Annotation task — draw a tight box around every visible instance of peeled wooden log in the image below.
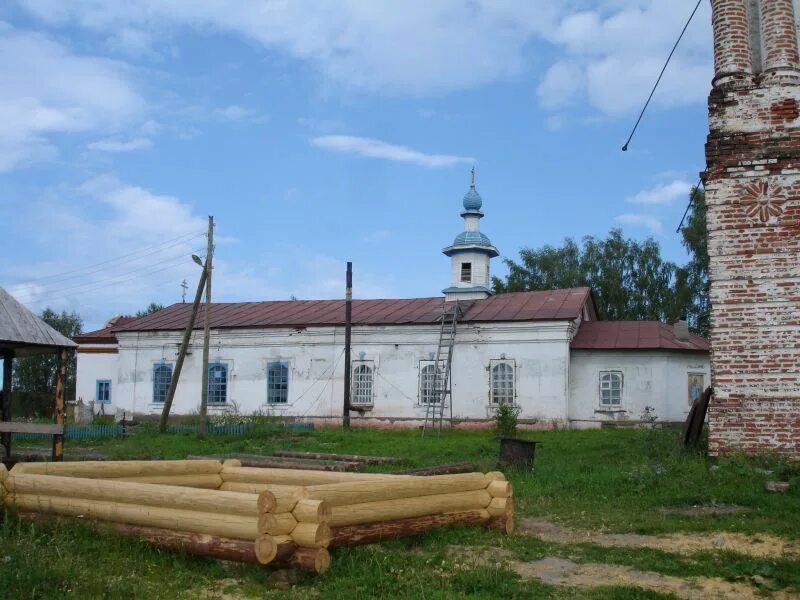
[330,489,492,527]
[397,462,476,476]
[18,513,265,564]
[6,473,265,517]
[112,474,223,489]
[11,494,260,540]
[221,466,400,486]
[486,513,514,534]
[254,534,278,564]
[0,464,8,484]
[222,459,242,468]
[11,460,222,479]
[486,480,513,498]
[258,512,298,535]
[304,473,492,507]
[485,471,507,482]
[221,482,304,512]
[330,509,490,548]
[293,499,331,523]
[272,451,403,465]
[290,522,331,548]
[487,497,514,518]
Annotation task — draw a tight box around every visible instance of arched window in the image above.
[351,363,374,406]
[207,363,228,404]
[599,371,623,406]
[267,362,289,404]
[419,363,441,405]
[152,362,173,404]
[490,361,515,405]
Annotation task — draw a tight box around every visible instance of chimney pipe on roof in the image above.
[673,318,690,342]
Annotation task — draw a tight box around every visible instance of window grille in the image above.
[490,361,515,405]
[267,362,289,404]
[419,362,440,404]
[207,363,228,404]
[152,363,172,404]
[351,362,374,406]
[599,371,623,406]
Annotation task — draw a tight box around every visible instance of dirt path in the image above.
[518,518,799,559]
[448,546,795,600]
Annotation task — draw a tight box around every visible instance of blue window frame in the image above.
[96,380,111,403]
[267,362,289,404]
[207,363,228,404]
[153,362,173,404]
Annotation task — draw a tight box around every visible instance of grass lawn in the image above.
[2,425,799,599]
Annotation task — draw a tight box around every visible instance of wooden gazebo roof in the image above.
[0,287,76,356]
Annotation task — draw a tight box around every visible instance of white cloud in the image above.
[88,137,153,152]
[15,0,563,96]
[212,104,267,123]
[0,27,145,172]
[538,0,713,116]
[311,135,473,168]
[626,179,693,205]
[364,229,391,243]
[615,213,663,234]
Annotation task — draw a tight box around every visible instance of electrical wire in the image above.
[676,179,704,232]
[622,0,703,151]
[10,231,205,286]
[13,251,203,301]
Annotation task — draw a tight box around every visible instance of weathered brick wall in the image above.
[705,0,800,456]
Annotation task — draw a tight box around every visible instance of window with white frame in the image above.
[490,360,515,405]
[152,362,172,404]
[207,363,228,404]
[96,380,111,403]
[419,361,441,404]
[599,371,623,407]
[351,362,374,406]
[267,362,289,404]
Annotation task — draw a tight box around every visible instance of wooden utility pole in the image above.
[52,348,67,461]
[1,350,13,456]
[342,262,352,429]
[158,267,207,432]
[199,216,214,438]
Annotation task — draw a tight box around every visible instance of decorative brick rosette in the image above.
[739,181,786,223]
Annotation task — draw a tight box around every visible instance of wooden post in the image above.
[342,261,352,429]
[1,350,12,457]
[52,349,67,461]
[159,267,208,433]
[199,215,214,439]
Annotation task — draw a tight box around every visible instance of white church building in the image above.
[75,178,710,428]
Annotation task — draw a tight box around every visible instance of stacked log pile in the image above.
[1,459,513,575]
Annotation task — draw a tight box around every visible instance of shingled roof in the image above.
[571,321,709,353]
[0,287,77,356]
[90,288,594,334]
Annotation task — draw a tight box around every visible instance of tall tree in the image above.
[136,302,165,317]
[493,229,688,323]
[12,308,82,418]
[679,187,710,336]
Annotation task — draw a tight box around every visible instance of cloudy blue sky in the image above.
[0,1,713,330]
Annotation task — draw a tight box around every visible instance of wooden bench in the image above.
[0,422,65,462]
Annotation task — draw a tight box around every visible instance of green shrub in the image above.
[493,403,521,438]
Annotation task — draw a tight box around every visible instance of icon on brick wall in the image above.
[740,181,785,223]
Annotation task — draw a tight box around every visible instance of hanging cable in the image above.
[622,0,703,151]
[676,178,704,233]
[9,231,205,286]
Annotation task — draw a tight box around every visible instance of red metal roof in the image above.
[111,288,593,333]
[75,316,138,343]
[571,321,709,352]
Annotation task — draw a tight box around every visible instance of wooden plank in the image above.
[0,423,65,435]
[52,348,66,461]
[272,451,403,465]
[190,454,362,472]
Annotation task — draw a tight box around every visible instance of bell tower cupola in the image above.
[442,168,499,301]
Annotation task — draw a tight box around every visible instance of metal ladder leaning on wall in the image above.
[422,300,460,436]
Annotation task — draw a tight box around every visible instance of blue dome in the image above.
[462,188,482,211]
[454,231,492,246]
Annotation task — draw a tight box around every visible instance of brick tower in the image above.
[704,0,800,455]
